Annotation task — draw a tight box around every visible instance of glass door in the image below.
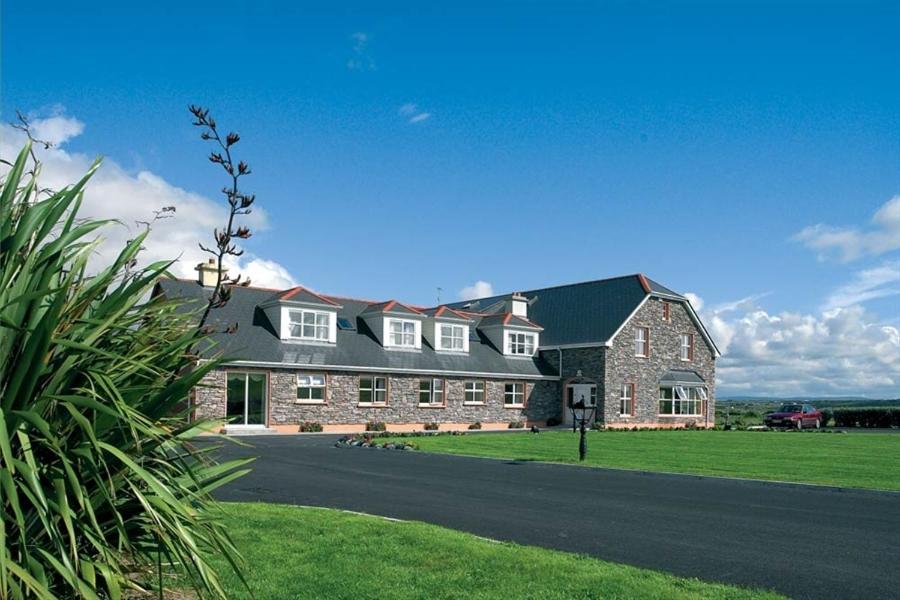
[226,372,267,426]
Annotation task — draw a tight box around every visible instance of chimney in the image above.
[196,258,226,287]
[506,292,528,317]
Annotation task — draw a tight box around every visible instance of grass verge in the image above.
[211,502,784,599]
[381,430,900,491]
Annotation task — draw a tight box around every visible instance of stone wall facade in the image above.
[603,297,716,427]
[193,366,559,431]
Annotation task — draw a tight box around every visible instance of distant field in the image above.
[211,502,785,600]
[384,430,900,491]
[716,398,900,429]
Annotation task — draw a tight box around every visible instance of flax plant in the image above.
[0,143,251,599]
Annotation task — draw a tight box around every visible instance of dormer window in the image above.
[288,309,331,341]
[388,319,417,347]
[507,332,536,356]
[439,324,465,351]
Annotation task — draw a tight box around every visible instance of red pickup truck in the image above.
[764,403,824,430]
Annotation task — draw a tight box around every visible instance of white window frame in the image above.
[619,383,634,416]
[464,380,485,405]
[634,327,649,357]
[388,319,417,348]
[504,382,525,406]
[680,333,692,361]
[418,378,445,406]
[359,376,388,405]
[287,309,332,341]
[657,386,704,416]
[506,332,536,356]
[438,324,465,352]
[296,373,326,404]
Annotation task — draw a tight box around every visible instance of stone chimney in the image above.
[506,292,528,317]
[196,258,227,287]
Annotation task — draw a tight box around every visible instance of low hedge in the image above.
[832,407,900,428]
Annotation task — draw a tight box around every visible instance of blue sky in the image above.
[2,1,898,395]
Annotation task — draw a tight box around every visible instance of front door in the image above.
[563,383,597,426]
[226,372,267,426]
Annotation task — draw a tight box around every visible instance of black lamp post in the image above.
[569,394,596,461]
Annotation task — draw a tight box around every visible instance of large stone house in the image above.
[156,263,719,433]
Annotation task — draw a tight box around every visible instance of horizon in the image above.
[2,0,898,397]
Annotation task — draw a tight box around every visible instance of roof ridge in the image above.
[458,273,646,304]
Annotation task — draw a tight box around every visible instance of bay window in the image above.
[658,386,704,416]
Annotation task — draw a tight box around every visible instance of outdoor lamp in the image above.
[569,394,596,461]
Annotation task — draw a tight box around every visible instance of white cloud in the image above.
[29,114,85,146]
[0,109,298,290]
[459,280,494,301]
[793,196,900,262]
[399,103,431,124]
[689,292,899,397]
[683,292,704,312]
[347,32,376,71]
[824,260,900,310]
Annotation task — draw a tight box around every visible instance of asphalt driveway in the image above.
[212,435,900,600]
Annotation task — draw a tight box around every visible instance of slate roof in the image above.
[155,279,555,378]
[448,274,681,347]
[477,313,543,330]
[659,369,706,385]
[270,286,341,307]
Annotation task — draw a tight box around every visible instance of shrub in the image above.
[424,422,439,431]
[819,408,832,427]
[832,407,900,428]
[591,421,605,431]
[0,144,249,598]
[546,416,562,427]
[508,421,525,429]
[366,421,387,432]
[299,421,323,432]
[468,421,482,430]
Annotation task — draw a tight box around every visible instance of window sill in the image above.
[463,402,485,406]
[418,404,446,409]
[503,404,525,409]
[358,403,388,408]
[657,414,703,418]
[295,400,326,405]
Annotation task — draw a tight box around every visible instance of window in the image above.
[662,301,671,321]
[658,386,704,416]
[388,319,416,347]
[296,374,326,403]
[634,327,650,357]
[504,382,525,406]
[680,333,694,361]
[620,383,634,416]
[359,376,388,405]
[439,324,465,351]
[464,381,485,404]
[419,379,445,405]
[288,310,331,341]
[507,332,536,356]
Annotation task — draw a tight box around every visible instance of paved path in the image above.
[213,435,900,600]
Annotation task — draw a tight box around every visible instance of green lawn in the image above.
[211,502,783,600]
[383,430,900,491]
